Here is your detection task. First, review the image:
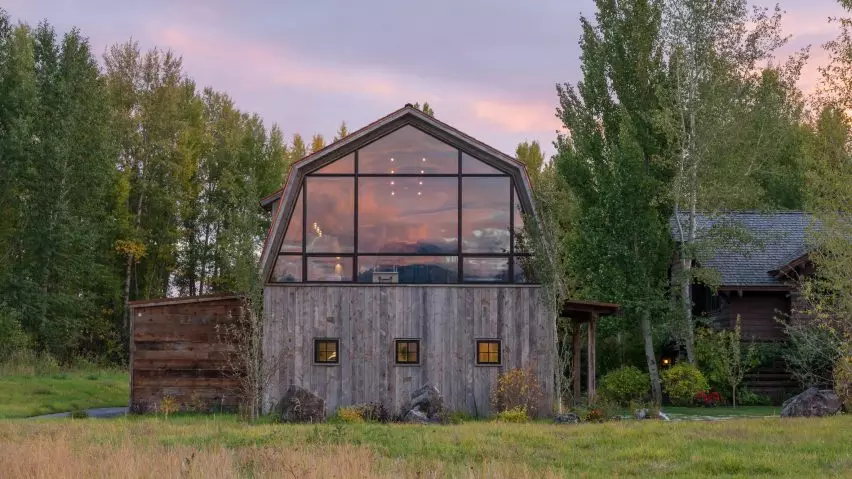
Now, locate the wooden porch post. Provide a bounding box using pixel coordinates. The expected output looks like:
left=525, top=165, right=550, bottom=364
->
left=572, top=320, right=582, bottom=405
left=587, top=314, right=597, bottom=403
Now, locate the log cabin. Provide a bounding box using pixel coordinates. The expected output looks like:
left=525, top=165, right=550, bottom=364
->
left=257, top=104, right=556, bottom=417
left=675, top=211, right=816, bottom=401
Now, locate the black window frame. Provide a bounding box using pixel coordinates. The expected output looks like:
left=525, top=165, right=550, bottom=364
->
left=270, top=124, right=536, bottom=285
left=313, top=338, right=340, bottom=365
left=394, top=338, right=421, bottom=365
left=475, top=339, right=502, bottom=366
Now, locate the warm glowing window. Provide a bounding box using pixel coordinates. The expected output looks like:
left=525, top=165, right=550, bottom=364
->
left=476, top=339, right=501, bottom=365
left=314, top=339, right=339, bottom=364
left=395, top=339, right=420, bottom=365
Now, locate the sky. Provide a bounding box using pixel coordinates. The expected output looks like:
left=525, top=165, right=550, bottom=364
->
left=4, top=0, right=848, bottom=157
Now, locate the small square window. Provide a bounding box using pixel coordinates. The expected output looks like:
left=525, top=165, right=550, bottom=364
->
left=476, top=339, right=501, bottom=365
left=395, top=339, right=420, bottom=365
left=314, top=339, right=339, bottom=364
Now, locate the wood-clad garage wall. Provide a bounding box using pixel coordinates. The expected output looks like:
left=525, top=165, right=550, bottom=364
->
left=130, top=295, right=245, bottom=413
left=262, top=285, right=554, bottom=417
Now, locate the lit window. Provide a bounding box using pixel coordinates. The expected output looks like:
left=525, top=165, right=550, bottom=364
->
left=476, top=339, right=501, bottom=365
left=314, top=339, right=339, bottom=364
left=395, top=339, right=420, bottom=365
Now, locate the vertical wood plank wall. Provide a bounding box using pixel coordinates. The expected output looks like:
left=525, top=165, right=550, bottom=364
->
left=262, top=285, right=554, bottom=417
left=130, top=295, right=244, bottom=412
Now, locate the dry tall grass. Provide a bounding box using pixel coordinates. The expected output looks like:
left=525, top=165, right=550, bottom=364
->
left=0, top=422, right=559, bottom=479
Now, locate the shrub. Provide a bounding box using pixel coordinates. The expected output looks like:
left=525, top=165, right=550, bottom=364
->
left=736, top=388, right=771, bottom=406
left=158, top=395, right=179, bottom=417
left=490, top=367, right=543, bottom=418
left=661, top=363, right=708, bottom=406
left=834, top=355, right=852, bottom=412
left=694, top=391, right=723, bottom=407
left=495, top=406, right=529, bottom=423
left=782, top=321, right=841, bottom=389
left=335, top=406, right=365, bottom=423
left=599, top=366, right=650, bottom=406
left=583, top=407, right=607, bottom=423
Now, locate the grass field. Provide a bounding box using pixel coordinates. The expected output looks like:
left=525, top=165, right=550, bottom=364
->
left=1, top=414, right=850, bottom=477
left=0, top=368, right=128, bottom=419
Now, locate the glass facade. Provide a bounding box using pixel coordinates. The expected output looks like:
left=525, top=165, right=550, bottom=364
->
left=270, top=125, right=533, bottom=284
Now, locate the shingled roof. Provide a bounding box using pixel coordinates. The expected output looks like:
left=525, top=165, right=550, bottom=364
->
left=671, top=212, right=815, bottom=287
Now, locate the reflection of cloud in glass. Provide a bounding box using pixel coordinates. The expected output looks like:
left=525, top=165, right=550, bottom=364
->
left=358, top=177, right=458, bottom=253
left=359, top=125, right=458, bottom=174
left=280, top=189, right=304, bottom=253
left=272, top=255, right=302, bottom=282
left=358, top=256, right=458, bottom=284
left=313, top=153, right=354, bottom=174
left=306, top=177, right=354, bottom=253
left=308, top=256, right=352, bottom=281
left=463, top=257, right=509, bottom=282
left=462, top=153, right=503, bottom=174
left=462, top=177, right=510, bottom=253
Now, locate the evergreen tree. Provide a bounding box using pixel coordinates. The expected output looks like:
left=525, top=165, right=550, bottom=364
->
left=334, top=121, right=349, bottom=141
left=310, top=133, right=325, bottom=154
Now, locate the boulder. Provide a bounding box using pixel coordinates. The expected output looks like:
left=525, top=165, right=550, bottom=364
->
left=410, top=384, right=443, bottom=417
left=780, top=387, right=842, bottom=418
left=403, top=407, right=431, bottom=424
left=553, top=412, right=581, bottom=424
left=278, top=385, right=325, bottom=423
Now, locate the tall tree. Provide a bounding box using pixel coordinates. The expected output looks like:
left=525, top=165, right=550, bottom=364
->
left=413, top=102, right=435, bottom=117
left=665, top=0, right=796, bottom=362
left=516, top=140, right=545, bottom=185
left=290, top=133, right=306, bottom=163
left=802, top=0, right=852, bottom=359
left=310, top=133, right=325, bottom=154
left=0, top=20, right=119, bottom=358
left=334, top=121, right=349, bottom=141
left=104, top=42, right=197, bottom=331
left=556, top=0, right=674, bottom=404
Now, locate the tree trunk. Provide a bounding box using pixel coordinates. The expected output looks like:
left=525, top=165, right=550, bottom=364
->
left=640, top=312, right=662, bottom=405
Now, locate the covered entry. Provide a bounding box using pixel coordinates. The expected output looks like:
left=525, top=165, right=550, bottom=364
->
left=561, top=300, right=620, bottom=404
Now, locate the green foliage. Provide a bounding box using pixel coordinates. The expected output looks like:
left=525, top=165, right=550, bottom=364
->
left=782, top=321, right=842, bottom=389
left=834, top=355, right=852, bottom=412
left=599, top=366, right=650, bottom=406
left=0, top=303, right=29, bottom=359
left=0, top=366, right=128, bottom=418
left=661, top=363, right=708, bottom=405
left=495, top=406, right=529, bottom=423
left=736, top=388, right=772, bottom=407
left=334, top=406, right=365, bottom=423
left=515, top=140, right=544, bottom=183
left=490, top=367, right=543, bottom=417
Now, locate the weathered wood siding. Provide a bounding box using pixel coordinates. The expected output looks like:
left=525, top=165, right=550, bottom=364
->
left=718, top=291, right=789, bottom=341
left=263, top=285, right=554, bottom=417
left=130, top=295, right=245, bottom=413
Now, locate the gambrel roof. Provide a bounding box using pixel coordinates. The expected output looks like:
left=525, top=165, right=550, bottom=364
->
left=259, top=104, right=539, bottom=280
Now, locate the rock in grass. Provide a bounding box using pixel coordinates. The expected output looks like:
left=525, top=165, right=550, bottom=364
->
left=409, top=384, right=443, bottom=418
left=278, top=385, right=325, bottom=423
left=403, top=407, right=431, bottom=424
left=780, top=387, right=841, bottom=418
left=553, top=412, right=581, bottom=424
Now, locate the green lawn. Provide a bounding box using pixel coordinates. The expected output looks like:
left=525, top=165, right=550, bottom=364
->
left=665, top=405, right=781, bottom=418
left=0, top=370, right=128, bottom=419
left=0, top=415, right=849, bottom=477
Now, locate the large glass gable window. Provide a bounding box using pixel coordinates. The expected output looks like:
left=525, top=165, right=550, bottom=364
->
left=270, top=125, right=533, bottom=284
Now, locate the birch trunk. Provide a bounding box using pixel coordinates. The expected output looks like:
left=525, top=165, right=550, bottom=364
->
left=641, top=312, right=663, bottom=405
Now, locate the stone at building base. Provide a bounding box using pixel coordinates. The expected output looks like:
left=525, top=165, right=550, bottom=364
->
left=402, top=384, right=444, bottom=423
left=780, top=387, right=842, bottom=418
left=278, top=385, right=325, bottom=423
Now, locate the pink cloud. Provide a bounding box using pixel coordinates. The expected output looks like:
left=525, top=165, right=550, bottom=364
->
left=471, top=100, right=562, bottom=133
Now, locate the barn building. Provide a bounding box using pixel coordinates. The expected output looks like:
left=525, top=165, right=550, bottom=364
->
left=257, top=105, right=556, bottom=416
